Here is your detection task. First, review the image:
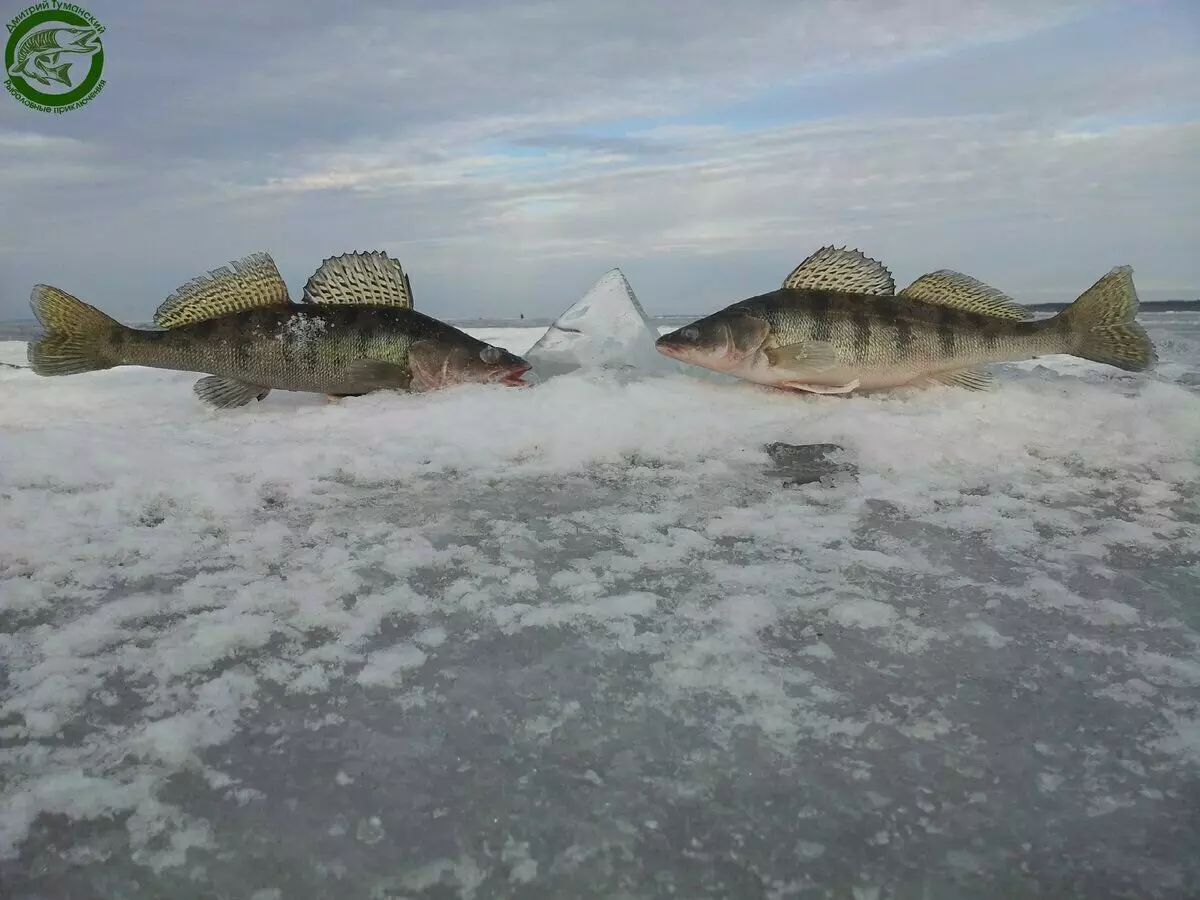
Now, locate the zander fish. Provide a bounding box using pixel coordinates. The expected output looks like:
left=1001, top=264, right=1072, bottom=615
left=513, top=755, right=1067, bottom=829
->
left=655, top=246, right=1157, bottom=393
left=26, top=250, right=532, bottom=408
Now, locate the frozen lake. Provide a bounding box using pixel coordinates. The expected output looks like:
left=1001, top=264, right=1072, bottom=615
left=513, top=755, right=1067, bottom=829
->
left=2, top=311, right=1199, bottom=899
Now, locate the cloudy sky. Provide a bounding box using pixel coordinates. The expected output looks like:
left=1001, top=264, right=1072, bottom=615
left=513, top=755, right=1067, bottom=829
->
left=1, top=0, right=1197, bottom=322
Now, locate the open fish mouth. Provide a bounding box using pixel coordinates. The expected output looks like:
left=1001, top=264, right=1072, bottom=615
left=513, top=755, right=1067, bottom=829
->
left=493, top=362, right=533, bottom=386
left=75, top=30, right=101, bottom=51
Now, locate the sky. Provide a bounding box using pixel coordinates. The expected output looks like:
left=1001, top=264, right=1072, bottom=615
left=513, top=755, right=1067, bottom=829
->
left=1, top=0, right=1198, bottom=322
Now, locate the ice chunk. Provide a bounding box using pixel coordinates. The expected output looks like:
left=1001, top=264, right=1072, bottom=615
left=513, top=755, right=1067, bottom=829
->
left=524, top=268, right=668, bottom=378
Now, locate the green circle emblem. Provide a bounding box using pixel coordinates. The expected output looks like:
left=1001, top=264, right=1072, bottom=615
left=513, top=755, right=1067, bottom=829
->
left=4, top=2, right=106, bottom=114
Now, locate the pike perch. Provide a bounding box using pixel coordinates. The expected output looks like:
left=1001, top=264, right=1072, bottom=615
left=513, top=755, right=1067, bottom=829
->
left=655, top=247, right=1157, bottom=394
left=26, top=250, right=531, bottom=408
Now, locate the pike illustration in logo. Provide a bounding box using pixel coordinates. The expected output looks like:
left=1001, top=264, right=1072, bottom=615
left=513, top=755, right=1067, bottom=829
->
left=7, top=25, right=101, bottom=88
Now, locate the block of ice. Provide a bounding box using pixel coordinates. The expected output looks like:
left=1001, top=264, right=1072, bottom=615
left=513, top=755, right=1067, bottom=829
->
left=524, top=268, right=668, bottom=379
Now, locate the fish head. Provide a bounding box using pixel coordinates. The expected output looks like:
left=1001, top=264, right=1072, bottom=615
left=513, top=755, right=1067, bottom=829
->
left=655, top=308, right=771, bottom=374
left=55, top=27, right=101, bottom=53
left=409, top=337, right=532, bottom=390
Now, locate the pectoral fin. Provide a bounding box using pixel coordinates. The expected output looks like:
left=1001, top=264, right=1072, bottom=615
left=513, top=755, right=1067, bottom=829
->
left=193, top=376, right=271, bottom=409
left=764, top=340, right=840, bottom=373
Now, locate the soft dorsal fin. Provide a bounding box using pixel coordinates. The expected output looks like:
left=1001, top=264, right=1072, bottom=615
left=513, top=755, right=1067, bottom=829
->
left=899, top=270, right=1031, bottom=320
left=153, top=252, right=290, bottom=329
left=301, top=251, right=414, bottom=309
left=782, top=246, right=895, bottom=296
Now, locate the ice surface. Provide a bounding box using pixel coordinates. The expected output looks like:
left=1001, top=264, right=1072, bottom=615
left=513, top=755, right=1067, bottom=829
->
left=524, top=268, right=676, bottom=379
left=2, top=313, right=1200, bottom=899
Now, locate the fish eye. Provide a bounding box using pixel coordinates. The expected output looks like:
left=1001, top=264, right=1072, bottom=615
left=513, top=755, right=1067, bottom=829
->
left=682, top=327, right=700, bottom=342
left=480, top=346, right=502, bottom=364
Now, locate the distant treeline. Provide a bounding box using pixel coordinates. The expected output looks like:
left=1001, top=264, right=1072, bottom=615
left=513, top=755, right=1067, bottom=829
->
left=1024, top=300, right=1200, bottom=313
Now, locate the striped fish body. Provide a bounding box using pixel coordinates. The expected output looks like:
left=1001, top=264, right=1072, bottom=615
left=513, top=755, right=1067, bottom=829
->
left=104, top=305, right=492, bottom=395
left=724, top=289, right=1061, bottom=391
left=26, top=250, right=531, bottom=408
left=656, top=246, right=1156, bottom=394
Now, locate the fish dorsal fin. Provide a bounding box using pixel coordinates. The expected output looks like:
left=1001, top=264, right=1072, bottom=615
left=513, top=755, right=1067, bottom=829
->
left=899, top=270, right=1031, bottom=320
left=301, top=251, right=414, bottom=309
left=153, top=252, right=290, bottom=329
left=782, top=246, right=895, bottom=296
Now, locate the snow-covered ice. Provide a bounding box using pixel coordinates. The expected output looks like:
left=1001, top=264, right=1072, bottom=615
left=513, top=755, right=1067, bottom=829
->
left=524, top=268, right=677, bottom=379
left=1, top=312, right=1199, bottom=899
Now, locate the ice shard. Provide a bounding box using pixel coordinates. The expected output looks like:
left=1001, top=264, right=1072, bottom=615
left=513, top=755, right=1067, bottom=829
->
left=524, top=268, right=668, bottom=379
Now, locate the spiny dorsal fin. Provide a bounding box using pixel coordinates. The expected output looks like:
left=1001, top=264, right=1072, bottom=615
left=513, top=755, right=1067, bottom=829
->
left=899, top=270, right=1031, bottom=321
left=782, top=246, right=895, bottom=296
left=301, top=251, right=414, bottom=310
left=154, top=252, right=290, bottom=329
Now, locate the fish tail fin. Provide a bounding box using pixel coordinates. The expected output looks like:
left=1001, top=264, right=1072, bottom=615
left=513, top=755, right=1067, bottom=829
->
left=44, top=63, right=72, bottom=86
left=26, top=284, right=127, bottom=376
left=1054, top=266, right=1158, bottom=372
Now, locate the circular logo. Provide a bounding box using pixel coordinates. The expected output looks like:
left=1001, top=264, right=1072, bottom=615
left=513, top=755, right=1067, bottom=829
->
left=4, top=2, right=106, bottom=114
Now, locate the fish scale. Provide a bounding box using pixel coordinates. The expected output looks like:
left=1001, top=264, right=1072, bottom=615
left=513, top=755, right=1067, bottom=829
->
left=753, top=293, right=1052, bottom=372
left=112, top=307, right=428, bottom=395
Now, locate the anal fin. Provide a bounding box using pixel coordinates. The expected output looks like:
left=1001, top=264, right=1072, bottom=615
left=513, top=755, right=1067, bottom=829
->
left=925, top=368, right=994, bottom=391
left=194, top=375, right=271, bottom=409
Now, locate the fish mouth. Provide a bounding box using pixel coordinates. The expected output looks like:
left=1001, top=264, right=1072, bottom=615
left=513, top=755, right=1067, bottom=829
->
left=64, top=29, right=101, bottom=52
left=494, top=362, right=533, bottom=386
left=654, top=336, right=686, bottom=358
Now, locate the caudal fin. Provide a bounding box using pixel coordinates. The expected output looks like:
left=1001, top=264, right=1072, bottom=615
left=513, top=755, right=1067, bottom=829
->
left=1055, top=266, right=1157, bottom=372
left=26, top=284, right=125, bottom=376
left=43, top=62, right=73, bottom=87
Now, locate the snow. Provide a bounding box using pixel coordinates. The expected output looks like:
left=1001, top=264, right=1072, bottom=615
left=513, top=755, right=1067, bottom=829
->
left=1, top=311, right=1200, bottom=898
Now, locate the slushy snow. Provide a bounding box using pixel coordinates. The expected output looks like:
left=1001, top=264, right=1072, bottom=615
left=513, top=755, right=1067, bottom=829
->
left=1, top=300, right=1199, bottom=898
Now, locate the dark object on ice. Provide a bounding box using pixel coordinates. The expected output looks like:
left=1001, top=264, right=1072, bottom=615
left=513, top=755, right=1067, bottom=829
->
left=764, top=441, right=856, bottom=486
left=1, top=361, right=27, bottom=369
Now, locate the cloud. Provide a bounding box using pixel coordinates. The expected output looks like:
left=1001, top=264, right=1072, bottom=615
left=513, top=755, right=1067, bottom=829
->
left=1, top=0, right=1197, bottom=321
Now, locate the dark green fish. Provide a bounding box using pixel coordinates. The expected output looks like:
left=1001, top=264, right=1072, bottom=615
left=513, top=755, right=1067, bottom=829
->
left=26, top=250, right=531, bottom=409
left=655, top=246, right=1157, bottom=393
